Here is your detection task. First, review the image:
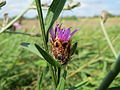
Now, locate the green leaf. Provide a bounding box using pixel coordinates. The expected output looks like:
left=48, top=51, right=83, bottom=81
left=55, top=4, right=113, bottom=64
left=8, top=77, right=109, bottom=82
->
left=36, top=71, right=43, bottom=90
left=107, top=87, right=120, bottom=90
left=34, top=60, right=47, bottom=67
left=36, top=66, right=48, bottom=90
left=56, top=70, right=67, bottom=90
left=45, top=0, right=66, bottom=42
left=67, top=80, right=88, bottom=90
left=70, top=42, right=78, bottom=55
left=35, top=44, right=60, bottom=67
left=20, top=42, right=43, bottom=58
left=35, top=0, right=47, bottom=50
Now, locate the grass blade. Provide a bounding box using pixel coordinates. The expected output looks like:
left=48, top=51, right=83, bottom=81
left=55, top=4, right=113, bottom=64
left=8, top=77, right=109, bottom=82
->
left=36, top=66, right=48, bottom=90
left=56, top=70, right=67, bottom=90
left=108, top=86, right=120, bottom=90
left=36, top=71, right=43, bottom=90
left=67, top=79, right=88, bottom=90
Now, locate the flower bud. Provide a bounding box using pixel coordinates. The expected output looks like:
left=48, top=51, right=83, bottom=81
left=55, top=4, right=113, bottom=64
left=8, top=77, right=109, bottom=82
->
left=101, top=10, right=109, bottom=23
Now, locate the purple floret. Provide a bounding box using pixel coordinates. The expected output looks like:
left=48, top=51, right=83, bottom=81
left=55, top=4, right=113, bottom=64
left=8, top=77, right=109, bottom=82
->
left=50, top=28, right=55, bottom=40
left=50, top=24, right=80, bottom=42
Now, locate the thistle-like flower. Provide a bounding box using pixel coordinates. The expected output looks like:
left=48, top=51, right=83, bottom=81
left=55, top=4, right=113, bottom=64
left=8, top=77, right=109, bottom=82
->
left=13, top=22, right=22, bottom=30
left=50, top=24, right=79, bottom=65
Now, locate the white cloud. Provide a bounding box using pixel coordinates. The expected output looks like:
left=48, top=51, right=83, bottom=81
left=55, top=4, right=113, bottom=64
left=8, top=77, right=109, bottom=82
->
left=81, top=3, right=89, bottom=8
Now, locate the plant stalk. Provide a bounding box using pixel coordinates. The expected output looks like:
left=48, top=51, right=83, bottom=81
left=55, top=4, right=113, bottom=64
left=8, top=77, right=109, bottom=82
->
left=49, top=65, right=57, bottom=88
left=100, top=19, right=117, bottom=58
left=57, top=67, right=61, bottom=86
left=35, top=0, right=57, bottom=88
left=98, top=55, right=120, bottom=90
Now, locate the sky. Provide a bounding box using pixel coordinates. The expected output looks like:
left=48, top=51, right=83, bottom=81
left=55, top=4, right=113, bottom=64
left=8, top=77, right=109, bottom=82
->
left=0, top=0, right=120, bottom=18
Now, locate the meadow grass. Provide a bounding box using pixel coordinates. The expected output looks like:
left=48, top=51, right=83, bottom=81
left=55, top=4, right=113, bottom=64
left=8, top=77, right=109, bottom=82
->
left=0, top=17, right=120, bottom=90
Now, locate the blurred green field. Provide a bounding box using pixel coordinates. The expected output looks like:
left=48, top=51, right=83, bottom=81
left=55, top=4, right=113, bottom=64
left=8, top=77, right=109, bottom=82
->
left=0, top=17, right=120, bottom=90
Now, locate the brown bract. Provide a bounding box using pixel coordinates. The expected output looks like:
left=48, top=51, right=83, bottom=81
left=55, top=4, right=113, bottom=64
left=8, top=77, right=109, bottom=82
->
left=51, top=38, right=71, bottom=65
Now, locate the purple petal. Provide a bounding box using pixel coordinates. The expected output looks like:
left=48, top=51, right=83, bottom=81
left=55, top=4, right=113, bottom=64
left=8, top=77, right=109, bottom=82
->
left=57, top=29, right=63, bottom=39
left=50, top=28, right=55, bottom=40
left=62, top=27, right=71, bottom=41
left=67, top=28, right=80, bottom=40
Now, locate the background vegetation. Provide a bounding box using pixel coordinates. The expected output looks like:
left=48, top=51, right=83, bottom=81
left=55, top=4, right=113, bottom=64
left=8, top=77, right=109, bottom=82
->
left=0, top=16, right=120, bottom=90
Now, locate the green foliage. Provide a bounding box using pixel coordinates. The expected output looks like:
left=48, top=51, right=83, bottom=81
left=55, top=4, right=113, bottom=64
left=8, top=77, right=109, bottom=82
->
left=45, top=0, right=66, bottom=42
left=20, top=43, right=43, bottom=58
left=0, top=33, right=43, bottom=89
left=70, top=42, right=78, bottom=55
left=98, top=55, right=120, bottom=90
left=0, top=17, right=120, bottom=89
left=35, top=44, right=60, bottom=67
left=24, top=0, right=67, bottom=89
left=57, top=70, right=67, bottom=90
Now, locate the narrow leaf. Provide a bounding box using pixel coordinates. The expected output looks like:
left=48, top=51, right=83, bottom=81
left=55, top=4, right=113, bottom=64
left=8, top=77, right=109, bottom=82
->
left=36, top=71, right=43, bottom=90
left=36, top=66, right=49, bottom=90
left=108, top=86, right=120, bottom=90
left=56, top=70, right=67, bottom=90
left=20, top=42, right=43, bottom=58
left=35, top=44, right=60, bottom=67
left=70, top=42, right=78, bottom=55
left=67, top=80, right=88, bottom=90
left=45, top=0, right=66, bottom=42
left=35, top=0, right=47, bottom=49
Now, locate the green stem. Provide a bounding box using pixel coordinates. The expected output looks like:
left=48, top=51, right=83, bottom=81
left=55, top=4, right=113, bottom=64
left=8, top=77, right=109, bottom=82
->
left=57, top=67, right=61, bottom=86
left=35, top=0, right=47, bottom=50
left=100, top=19, right=117, bottom=58
left=36, top=66, right=48, bottom=90
left=36, top=70, right=43, bottom=90
left=0, top=5, right=31, bottom=33
left=68, top=79, right=88, bottom=90
left=98, top=55, right=120, bottom=90
left=49, top=65, right=57, bottom=88
left=35, top=0, right=57, bottom=88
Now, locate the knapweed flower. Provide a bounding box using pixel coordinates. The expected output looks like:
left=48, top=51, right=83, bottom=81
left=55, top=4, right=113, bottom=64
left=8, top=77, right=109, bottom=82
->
left=50, top=24, right=80, bottom=65
left=13, top=22, right=22, bottom=30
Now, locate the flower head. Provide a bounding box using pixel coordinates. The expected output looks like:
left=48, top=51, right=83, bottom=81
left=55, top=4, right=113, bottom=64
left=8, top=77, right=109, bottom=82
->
left=50, top=24, right=80, bottom=65
left=13, top=22, right=22, bottom=30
